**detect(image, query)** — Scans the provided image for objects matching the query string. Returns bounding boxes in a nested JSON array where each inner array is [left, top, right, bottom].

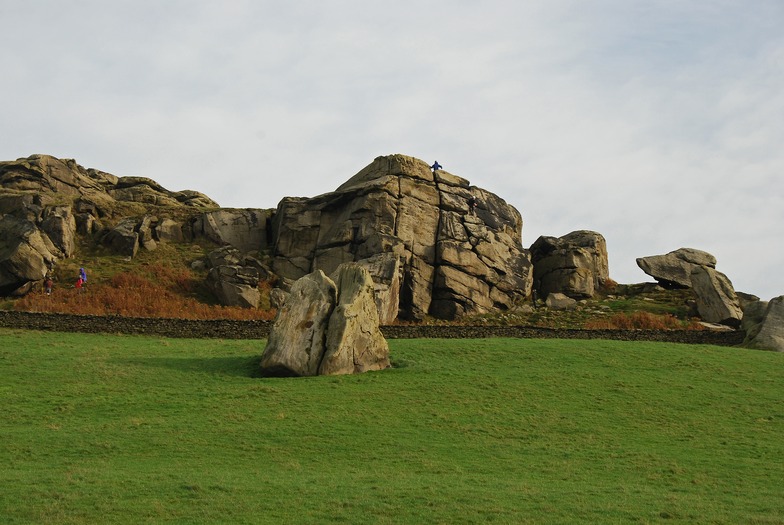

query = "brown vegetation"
[[584, 311, 704, 331], [14, 264, 276, 321]]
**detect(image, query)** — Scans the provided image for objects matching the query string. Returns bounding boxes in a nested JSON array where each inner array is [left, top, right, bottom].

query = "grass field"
[[1, 329, 782, 524]]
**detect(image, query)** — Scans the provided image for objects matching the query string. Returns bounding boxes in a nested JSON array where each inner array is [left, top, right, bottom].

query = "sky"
[[2, 1, 783, 300]]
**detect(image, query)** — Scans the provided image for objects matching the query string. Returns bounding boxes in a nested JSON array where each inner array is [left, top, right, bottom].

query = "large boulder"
[[743, 296, 784, 352], [260, 270, 337, 377], [259, 265, 390, 377], [530, 230, 609, 299], [690, 266, 743, 327], [636, 248, 716, 288], [320, 264, 390, 375], [269, 154, 533, 320]]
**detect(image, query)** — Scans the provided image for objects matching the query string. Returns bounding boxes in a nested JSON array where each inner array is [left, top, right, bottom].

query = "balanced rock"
[[260, 265, 390, 377], [636, 248, 716, 288], [743, 296, 784, 352], [530, 230, 609, 299]]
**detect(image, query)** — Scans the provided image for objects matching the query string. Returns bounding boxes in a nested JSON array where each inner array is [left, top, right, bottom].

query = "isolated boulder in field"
[[690, 266, 742, 327], [530, 230, 609, 299], [320, 264, 390, 375], [260, 270, 337, 377], [743, 296, 784, 352], [636, 248, 717, 288], [0, 215, 58, 295], [259, 266, 390, 377]]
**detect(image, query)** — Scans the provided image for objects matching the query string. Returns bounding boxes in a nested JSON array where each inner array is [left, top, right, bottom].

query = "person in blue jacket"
[[431, 161, 442, 172]]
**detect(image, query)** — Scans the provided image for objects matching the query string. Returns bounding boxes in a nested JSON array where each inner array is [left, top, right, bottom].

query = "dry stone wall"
[[0, 310, 745, 346]]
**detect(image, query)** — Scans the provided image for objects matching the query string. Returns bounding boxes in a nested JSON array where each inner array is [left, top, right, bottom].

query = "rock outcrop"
[[636, 248, 716, 288], [530, 230, 609, 299], [0, 154, 219, 294], [259, 265, 390, 376], [636, 248, 742, 327], [743, 296, 784, 352], [690, 266, 743, 327], [270, 155, 533, 320]]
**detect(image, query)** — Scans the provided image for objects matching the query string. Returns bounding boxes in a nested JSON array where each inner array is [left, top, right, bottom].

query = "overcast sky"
[[2, 1, 783, 300]]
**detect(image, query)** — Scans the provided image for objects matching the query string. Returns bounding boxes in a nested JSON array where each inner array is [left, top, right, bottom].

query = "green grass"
[[1, 330, 782, 524]]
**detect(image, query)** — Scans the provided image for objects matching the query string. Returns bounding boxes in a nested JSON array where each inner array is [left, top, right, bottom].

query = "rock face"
[[636, 248, 716, 288], [530, 230, 609, 299], [270, 155, 533, 320], [0, 154, 533, 320], [743, 296, 784, 352], [260, 265, 390, 376]]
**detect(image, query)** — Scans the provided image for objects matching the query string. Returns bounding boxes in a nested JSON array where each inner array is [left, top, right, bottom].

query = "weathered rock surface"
[[690, 266, 743, 326], [320, 264, 390, 375], [206, 265, 261, 309], [260, 265, 389, 376], [198, 209, 271, 253], [260, 270, 337, 377], [530, 230, 609, 299], [0, 215, 58, 295], [636, 248, 716, 288], [743, 296, 784, 352], [270, 154, 533, 320], [545, 292, 578, 310], [0, 154, 218, 295]]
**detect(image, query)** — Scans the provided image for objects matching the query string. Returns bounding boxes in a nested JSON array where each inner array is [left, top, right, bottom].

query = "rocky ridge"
[[0, 153, 781, 351]]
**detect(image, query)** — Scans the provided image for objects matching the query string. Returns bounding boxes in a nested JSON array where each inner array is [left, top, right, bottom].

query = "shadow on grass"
[[115, 356, 262, 378]]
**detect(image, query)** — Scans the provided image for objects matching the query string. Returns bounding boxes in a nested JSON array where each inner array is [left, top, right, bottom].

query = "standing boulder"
[[636, 248, 716, 288], [743, 296, 784, 352], [259, 265, 390, 377], [530, 230, 609, 299], [320, 264, 390, 375], [260, 270, 337, 377], [690, 266, 742, 327]]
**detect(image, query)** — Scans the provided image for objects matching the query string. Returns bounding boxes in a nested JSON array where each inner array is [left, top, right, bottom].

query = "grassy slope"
[[1, 330, 782, 524]]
